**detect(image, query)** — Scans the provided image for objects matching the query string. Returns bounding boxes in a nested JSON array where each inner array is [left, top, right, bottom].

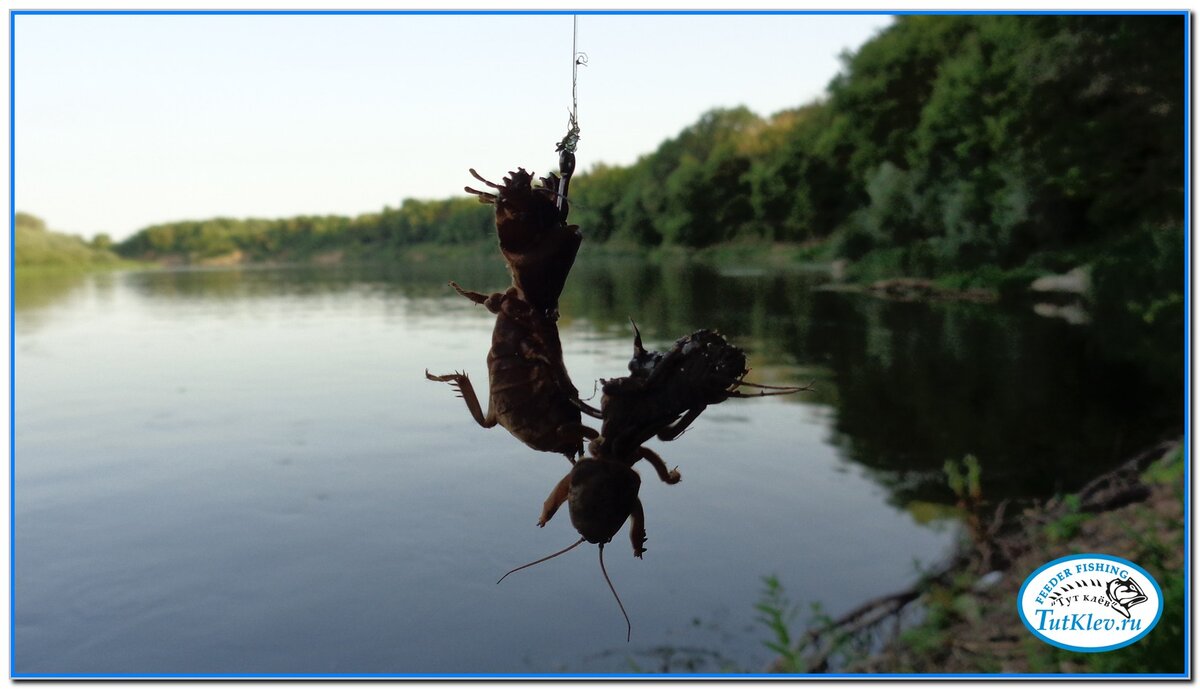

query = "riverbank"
[[23, 233, 1148, 327], [105, 238, 1094, 306], [768, 439, 1185, 674]]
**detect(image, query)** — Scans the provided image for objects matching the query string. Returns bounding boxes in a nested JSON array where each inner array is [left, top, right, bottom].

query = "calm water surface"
[[14, 258, 1181, 674]]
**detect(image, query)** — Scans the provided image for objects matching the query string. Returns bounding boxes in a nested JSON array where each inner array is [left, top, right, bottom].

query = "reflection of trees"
[[565, 261, 1179, 508], [798, 293, 1182, 506], [561, 258, 825, 350], [23, 258, 1178, 511], [15, 269, 90, 313], [120, 260, 514, 303], [15, 269, 98, 334]]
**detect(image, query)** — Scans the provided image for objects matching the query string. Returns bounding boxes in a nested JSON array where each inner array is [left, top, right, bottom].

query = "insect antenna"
[[598, 544, 632, 642], [730, 373, 814, 397], [496, 537, 586, 584], [736, 379, 813, 391]]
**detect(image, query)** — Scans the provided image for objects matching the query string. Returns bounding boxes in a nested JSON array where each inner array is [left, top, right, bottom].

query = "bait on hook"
[[423, 14, 810, 642], [555, 16, 587, 213]]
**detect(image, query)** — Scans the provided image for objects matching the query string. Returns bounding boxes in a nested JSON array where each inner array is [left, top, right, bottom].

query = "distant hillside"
[[15, 213, 122, 267], [114, 197, 491, 265]]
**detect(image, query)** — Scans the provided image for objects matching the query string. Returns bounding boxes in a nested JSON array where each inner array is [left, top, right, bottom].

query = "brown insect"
[[424, 282, 601, 462], [498, 325, 809, 640], [539, 325, 809, 554], [440, 164, 807, 641], [464, 168, 581, 321]]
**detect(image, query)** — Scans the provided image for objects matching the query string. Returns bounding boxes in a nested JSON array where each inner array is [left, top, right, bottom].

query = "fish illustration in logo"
[[1106, 577, 1148, 619]]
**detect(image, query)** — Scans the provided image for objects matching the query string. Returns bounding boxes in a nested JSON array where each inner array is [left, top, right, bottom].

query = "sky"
[[14, 12, 891, 240]]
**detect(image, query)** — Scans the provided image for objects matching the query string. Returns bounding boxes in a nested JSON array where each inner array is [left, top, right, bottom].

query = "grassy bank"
[[881, 443, 1184, 674], [760, 440, 1185, 674], [15, 213, 143, 271], [33, 219, 1179, 323]]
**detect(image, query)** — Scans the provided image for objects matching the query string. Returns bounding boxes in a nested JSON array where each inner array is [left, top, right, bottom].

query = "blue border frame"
[[7, 8, 1192, 681], [4, 8, 1192, 13], [1184, 6, 1193, 681], [7, 6, 14, 680]]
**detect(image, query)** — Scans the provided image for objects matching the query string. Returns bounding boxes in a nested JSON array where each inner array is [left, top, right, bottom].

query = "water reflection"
[[15, 269, 96, 337], [13, 256, 1181, 674], [567, 258, 1181, 509], [802, 292, 1180, 506], [18, 257, 1182, 508]]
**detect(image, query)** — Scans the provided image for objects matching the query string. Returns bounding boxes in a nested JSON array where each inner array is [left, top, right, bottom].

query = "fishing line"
[[554, 15, 587, 212], [557, 15, 586, 157]]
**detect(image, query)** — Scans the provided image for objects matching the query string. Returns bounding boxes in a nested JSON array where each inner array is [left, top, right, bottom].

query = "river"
[[12, 256, 1182, 674]]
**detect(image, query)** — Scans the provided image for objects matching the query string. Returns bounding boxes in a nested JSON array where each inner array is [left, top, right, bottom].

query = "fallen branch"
[[766, 552, 968, 673]]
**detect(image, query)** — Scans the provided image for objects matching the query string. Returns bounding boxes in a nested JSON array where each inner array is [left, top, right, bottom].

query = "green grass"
[[754, 575, 805, 672], [1142, 446, 1184, 488], [769, 446, 1185, 674], [1042, 494, 1087, 543], [1021, 448, 1184, 674]]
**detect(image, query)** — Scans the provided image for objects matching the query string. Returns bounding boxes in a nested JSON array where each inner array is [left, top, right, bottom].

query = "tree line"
[[16, 212, 122, 267], [115, 197, 493, 262], [115, 15, 1184, 302], [570, 16, 1182, 268]]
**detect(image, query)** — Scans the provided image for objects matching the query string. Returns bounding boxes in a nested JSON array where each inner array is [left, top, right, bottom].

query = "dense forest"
[[107, 15, 1184, 314]]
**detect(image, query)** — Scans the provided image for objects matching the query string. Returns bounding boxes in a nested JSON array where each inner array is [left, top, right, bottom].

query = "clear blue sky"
[[15, 12, 891, 240]]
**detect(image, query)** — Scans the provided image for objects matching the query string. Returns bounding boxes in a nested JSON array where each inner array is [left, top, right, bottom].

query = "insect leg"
[[630, 318, 646, 355], [448, 281, 489, 303], [629, 498, 647, 558], [655, 405, 707, 442], [554, 424, 597, 464], [557, 423, 599, 442], [572, 397, 604, 419], [538, 471, 573, 527], [449, 281, 506, 313], [468, 168, 504, 189], [636, 446, 681, 485], [423, 370, 498, 429], [464, 186, 498, 203]]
